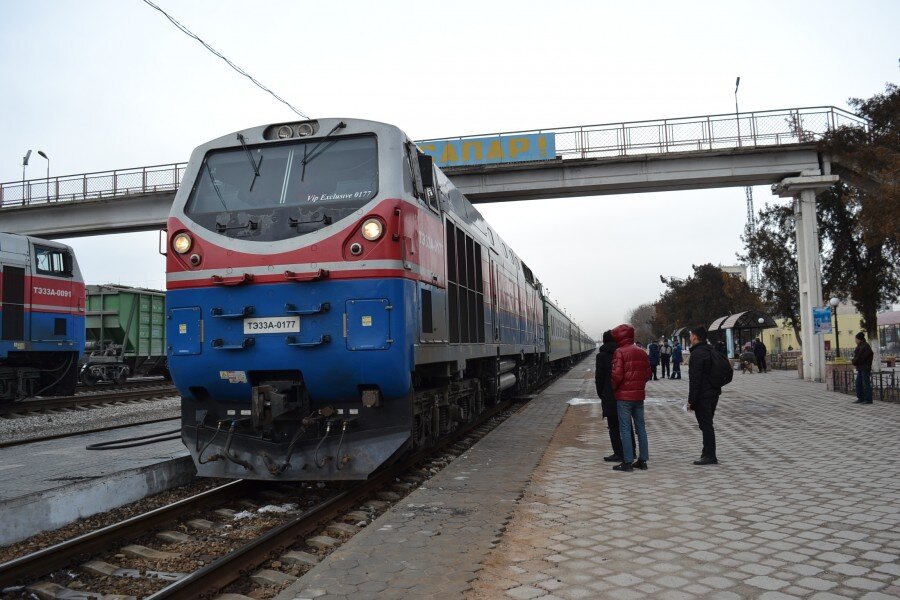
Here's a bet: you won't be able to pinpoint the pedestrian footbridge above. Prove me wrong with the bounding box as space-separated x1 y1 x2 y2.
0 106 864 238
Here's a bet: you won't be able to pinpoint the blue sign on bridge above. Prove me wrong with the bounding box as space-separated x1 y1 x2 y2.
418 133 556 168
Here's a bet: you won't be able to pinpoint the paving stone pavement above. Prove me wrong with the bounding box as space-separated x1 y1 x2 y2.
469 366 900 600
275 359 593 600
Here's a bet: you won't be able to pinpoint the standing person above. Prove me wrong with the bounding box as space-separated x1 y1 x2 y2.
660 340 672 379
754 337 768 373
610 324 652 472
595 330 634 462
687 326 722 465
852 332 874 404
671 340 683 379
647 340 660 380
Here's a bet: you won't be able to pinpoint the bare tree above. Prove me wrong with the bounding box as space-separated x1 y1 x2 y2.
626 302 658 344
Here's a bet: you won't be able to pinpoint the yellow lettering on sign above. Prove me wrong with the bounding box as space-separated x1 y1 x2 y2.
418 144 437 154
508 137 530 159
538 136 547 157
362 315 373 327
487 140 504 160
462 141 483 161
441 144 459 164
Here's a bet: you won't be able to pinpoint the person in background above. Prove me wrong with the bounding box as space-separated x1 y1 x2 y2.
647 339 660 381
852 332 874 404
714 340 728 357
595 330 634 463
659 339 672 379
671 339 683 379
753 337 768 373
739 349 757 373
610 324 652 472
687 326 722 465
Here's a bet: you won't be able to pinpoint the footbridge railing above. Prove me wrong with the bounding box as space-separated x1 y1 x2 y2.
0 106 866 207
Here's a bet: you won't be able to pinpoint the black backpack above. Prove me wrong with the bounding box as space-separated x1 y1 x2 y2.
708 348 734 389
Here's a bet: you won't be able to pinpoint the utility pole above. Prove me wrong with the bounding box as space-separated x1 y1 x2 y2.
746 186 760 289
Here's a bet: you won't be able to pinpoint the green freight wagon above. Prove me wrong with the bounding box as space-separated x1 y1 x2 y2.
81 284 167 384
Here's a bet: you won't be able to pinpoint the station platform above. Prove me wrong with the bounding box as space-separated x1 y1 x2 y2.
277 360 900 600
0 421 190 545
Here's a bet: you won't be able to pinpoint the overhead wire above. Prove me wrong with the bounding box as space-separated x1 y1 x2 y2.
141 0 309 119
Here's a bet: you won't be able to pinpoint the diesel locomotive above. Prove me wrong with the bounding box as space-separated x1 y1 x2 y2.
0 233 85 400
166 118 593 481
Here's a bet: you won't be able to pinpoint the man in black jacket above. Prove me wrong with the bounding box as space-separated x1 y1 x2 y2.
687 326 722 465
852 332 874 404
595 330 633 462
753 338 768 373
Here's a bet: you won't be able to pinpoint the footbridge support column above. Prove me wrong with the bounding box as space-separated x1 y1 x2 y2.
773 174 839 383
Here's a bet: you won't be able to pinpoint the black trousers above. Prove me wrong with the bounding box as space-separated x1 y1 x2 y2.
650 364 658 379
756 355 767 372
607 413 635 457
660 356 671 378
693 397 719 459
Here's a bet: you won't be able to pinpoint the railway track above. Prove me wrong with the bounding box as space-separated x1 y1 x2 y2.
0 384 179 418
0 399 519 599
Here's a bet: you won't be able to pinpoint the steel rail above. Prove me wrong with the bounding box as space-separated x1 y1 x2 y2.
0 416 180 449
0 480 253 588
147 399 514 600
0 385 179 416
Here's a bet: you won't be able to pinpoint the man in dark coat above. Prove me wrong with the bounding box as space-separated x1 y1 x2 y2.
671 341 683 379
753 338 768 373
595 330 633 462
687 326 722 465
659 340 672 379
610 324 652 472
647 340 660 380
852 332 874 404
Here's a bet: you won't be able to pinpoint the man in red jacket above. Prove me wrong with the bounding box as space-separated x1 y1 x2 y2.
610 323 652 472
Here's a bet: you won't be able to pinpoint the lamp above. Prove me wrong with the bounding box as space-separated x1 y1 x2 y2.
734 76 742 146
37 151 50 201
829 297 841 357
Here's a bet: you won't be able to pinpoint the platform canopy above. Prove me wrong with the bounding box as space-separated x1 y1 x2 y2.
708 310 777 332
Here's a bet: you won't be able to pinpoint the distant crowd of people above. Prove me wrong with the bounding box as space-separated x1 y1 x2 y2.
594 326 878 472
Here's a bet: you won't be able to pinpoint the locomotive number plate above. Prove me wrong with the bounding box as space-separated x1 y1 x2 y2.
243 317 300 334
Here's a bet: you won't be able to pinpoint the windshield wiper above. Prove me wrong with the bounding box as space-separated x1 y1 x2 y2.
204 161 228 210
237 133 264 192
300 121 346 181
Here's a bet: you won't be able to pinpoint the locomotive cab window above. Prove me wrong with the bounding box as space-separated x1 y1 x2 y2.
185 135 378 241
34 246 72 277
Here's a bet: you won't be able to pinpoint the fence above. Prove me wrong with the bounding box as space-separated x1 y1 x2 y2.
422 106 866 161
832 370 898 403
1 163 187 207
1 106 866 207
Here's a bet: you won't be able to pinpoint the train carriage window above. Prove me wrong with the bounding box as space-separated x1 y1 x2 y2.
34 246 72 277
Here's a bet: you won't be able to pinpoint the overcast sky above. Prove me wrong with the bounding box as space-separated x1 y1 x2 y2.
1 0 897 338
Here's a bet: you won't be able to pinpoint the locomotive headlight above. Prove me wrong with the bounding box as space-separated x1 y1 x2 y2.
361 218 384 241
172 233 193 254
276 125 294 139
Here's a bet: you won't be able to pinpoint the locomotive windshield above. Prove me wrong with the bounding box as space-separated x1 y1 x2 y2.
185 135 378 240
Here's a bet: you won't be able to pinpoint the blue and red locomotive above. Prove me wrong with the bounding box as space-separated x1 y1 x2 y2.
0 233 85 400
166 118 592 481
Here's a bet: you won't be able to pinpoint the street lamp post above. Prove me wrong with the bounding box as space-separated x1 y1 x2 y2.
829 297 841 358
37 151 50 201
734 76 741 146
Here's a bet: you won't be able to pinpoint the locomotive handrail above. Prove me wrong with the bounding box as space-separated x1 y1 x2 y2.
284 269 330 282
284 302 331 315
210 273 255 286
285 334 331 347
210 306 255 318
0 106 866 207
211 338 255 350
